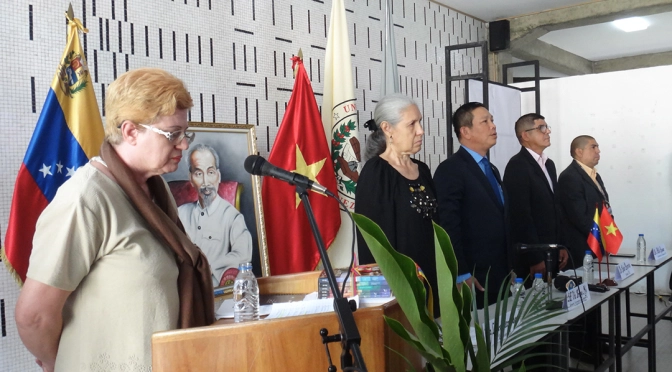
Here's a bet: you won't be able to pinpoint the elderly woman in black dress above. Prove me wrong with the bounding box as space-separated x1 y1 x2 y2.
355 94 438 314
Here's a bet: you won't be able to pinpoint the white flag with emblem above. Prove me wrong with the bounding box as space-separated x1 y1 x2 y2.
321 0 360 266
322 0 360 212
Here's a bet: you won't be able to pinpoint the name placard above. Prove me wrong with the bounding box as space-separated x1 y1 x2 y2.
648 245 668 261
614 261 634 281
563 283 590 310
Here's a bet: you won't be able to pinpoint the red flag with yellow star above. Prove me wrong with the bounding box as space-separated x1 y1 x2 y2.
262 54 341 275
599 201 623 255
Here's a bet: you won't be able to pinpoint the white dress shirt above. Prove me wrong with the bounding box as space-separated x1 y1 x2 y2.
178 195 253 286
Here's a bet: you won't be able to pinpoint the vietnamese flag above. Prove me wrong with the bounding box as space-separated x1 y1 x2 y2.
261 54 341 275
599 201 623 255
2 13 104 284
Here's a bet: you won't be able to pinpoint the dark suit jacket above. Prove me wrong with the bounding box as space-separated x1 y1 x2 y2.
434 146 510 308
503 147 559 279
556 160 609 268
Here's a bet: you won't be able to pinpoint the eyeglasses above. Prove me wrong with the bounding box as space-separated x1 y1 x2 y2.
525 124 551 134
139 124 195 145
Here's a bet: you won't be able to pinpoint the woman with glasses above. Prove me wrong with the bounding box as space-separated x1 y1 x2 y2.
15 68 214 372
355 94 439 316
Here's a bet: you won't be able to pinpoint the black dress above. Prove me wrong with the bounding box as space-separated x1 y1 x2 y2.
355 156 438 313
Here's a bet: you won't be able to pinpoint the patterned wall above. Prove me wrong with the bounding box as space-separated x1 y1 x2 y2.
0 0 484 369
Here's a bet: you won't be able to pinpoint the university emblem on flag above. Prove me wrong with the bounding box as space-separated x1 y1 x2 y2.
57 51 90 97
330 102 360 199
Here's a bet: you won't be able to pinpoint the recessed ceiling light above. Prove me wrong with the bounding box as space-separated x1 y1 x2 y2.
612 17 650 32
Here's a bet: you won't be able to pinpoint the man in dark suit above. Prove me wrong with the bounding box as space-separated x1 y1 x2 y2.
557 135 608 364
503 113 568 284
557 135 609 267
434 102 509 309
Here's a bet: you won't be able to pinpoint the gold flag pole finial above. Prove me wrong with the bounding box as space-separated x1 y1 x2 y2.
66 3 75 21
65 3 89 33
292 48 304 78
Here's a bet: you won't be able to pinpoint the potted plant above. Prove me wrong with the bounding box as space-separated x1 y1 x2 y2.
353 213 564 372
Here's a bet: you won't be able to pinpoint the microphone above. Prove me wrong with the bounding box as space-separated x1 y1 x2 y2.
244 155 334 197
516 243 565 252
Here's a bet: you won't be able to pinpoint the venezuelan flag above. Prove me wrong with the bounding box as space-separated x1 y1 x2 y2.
587 207 605 262
2 12 103 284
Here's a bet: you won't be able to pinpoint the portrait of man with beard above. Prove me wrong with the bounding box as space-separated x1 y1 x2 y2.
178 143 253 287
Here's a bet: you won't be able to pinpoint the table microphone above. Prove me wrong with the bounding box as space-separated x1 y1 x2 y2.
244 155 334 197
516 243 566 252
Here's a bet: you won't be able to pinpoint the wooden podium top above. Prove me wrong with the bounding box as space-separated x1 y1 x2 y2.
152 271 422 372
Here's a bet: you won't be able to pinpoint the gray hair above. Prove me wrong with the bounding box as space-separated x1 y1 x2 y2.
187 143 220 172
363 94 417 161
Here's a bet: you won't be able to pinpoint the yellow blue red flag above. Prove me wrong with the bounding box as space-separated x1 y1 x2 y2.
2 12 104 284
587 207 605 262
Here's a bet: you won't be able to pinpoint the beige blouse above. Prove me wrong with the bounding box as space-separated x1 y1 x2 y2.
27 163 179 372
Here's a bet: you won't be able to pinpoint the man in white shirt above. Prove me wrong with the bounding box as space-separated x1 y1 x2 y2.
178 144 253 286
504 113 568 283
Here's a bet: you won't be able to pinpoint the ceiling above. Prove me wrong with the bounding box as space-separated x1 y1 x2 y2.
539 11 672 60
434 0 590 23
433 0 672 73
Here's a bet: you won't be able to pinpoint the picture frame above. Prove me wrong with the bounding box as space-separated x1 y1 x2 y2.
162 123 270 282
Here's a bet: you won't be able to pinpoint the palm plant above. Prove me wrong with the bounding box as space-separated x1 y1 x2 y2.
352 213 565 372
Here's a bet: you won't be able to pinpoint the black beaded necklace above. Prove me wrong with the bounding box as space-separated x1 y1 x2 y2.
408 183 437 219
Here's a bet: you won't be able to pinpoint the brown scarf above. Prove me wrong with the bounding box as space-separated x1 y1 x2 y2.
100 141 215 328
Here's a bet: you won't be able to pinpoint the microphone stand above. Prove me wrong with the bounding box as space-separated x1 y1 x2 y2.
517 244 567 310
295 184 367 371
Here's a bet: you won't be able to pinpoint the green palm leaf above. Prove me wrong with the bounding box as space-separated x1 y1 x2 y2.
352 213 566 372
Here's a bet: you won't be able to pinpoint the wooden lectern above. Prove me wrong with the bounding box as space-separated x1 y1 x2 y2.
152 271 423 371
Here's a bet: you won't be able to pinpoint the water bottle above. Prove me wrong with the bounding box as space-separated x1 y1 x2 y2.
637 234 647 262
582 251 594 285
233 262 259 322
532 273 546 297
511 277 525 306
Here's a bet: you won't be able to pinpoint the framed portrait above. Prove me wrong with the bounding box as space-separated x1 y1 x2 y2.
162 123 270 284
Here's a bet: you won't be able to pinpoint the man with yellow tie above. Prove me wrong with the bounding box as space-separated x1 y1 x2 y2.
556 135 611 365
557 135 610 267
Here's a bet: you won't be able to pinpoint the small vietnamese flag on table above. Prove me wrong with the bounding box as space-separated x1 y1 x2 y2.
599 201 623 255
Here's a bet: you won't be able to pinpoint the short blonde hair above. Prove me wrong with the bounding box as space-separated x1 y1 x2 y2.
104 68 193 144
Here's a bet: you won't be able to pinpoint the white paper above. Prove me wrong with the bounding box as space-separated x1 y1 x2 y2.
563 283 590 310
359 296 395 306
614 261 634 281
265 295 360 319
215 299 273 319
649 244 668 260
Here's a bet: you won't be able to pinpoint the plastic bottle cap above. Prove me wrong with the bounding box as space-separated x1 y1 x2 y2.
514 278 523 283
585 251 592 255
534 273 542 278
639 234 644 236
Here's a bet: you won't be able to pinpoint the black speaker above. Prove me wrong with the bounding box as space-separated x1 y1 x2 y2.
489 20 510 52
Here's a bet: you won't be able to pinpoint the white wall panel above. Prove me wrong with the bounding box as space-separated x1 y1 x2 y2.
467 79 522 174
539 66 672 294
